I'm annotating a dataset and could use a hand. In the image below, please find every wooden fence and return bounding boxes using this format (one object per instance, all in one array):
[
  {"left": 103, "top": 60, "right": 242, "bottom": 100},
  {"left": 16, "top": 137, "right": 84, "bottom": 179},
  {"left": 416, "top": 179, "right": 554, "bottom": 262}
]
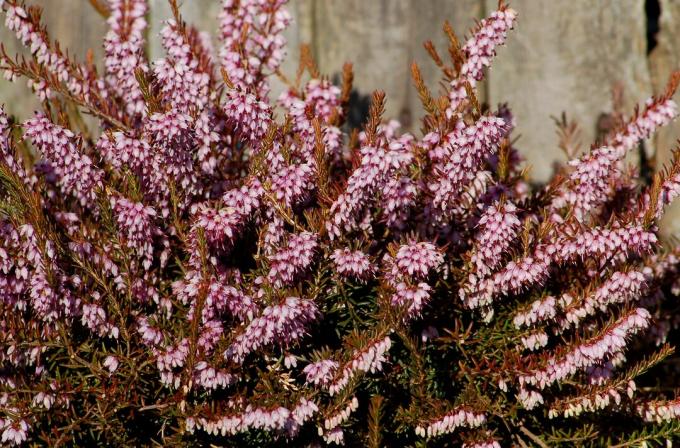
[{"left": 2, "top": 0, "right": 680, "bottom": 232}]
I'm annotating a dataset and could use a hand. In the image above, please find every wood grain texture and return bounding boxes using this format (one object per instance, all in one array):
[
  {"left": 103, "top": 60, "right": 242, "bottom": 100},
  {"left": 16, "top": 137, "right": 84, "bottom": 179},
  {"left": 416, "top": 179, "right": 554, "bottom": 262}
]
[
  {"left": 310, "top": 0, "right": 481, "bottom": 129},
  {"left": 0, "top": 0, "right": 106, "bottom": 120},
  {"left": 649, "top": 0, "right": 680, "bottom": 236},
  {"left": 486, "top": 0, "right": 652, "bottom": 182}
]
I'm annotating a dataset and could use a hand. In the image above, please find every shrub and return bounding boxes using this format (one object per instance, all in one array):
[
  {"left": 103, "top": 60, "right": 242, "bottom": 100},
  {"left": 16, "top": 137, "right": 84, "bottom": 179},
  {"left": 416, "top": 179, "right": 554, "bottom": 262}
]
[{"left": 1, "top": 0, "right": 680, "bottom": 446}]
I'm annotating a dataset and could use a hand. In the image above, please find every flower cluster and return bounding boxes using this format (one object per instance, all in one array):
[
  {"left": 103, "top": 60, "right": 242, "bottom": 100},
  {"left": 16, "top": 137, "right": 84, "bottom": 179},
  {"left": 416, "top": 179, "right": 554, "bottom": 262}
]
[
  {"left": 330, "top": 248, "right": 373, "bottom": 281},
  {"left": 328, "top": 336, "right": 392, "bottom": 396},
  {"left": 225, "top": 296, "right": 318, "bottom": 363},
  {"left": 415, "top": 407, "right": 486, "bottom": 438},
  {"left": 2, "top": 1, "right": 680, "bottom": 446},
  {"left": 23, "top": 113, "right": 103, "bottom": 207},
  {"left": 318, "top": 396, "right": 359, "bottom": 444},
  {"left": 104, "top": 0, "right": 148, "bottom": 116},
  {"left": 447, "top": 5, "right": 517, "bottom": 116}
]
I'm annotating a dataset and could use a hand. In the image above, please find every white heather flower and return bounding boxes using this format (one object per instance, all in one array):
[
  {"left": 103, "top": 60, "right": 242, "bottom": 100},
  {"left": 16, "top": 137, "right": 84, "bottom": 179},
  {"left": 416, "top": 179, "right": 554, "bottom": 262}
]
[
  {"left": 103, "top": 355, "right": 119, "bottom": 373},
  {"left": 416, "top": 407, "right": 486, "bottom": 439},
  {"left": 521, "top": 330, "right": 549, "bottom": 351},
  {"left": 283, "top": 354, "right": 297, "bottom": 369}
]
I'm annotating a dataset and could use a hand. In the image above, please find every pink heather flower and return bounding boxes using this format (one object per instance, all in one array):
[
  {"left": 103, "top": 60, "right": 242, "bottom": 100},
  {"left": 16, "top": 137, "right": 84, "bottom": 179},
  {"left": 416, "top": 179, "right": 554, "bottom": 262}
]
[
  {"left": 551, "top": 146, "right": 620, "bottom": 220},
  {"left": 391, "top": 282, "right": 432, "bottom": 317},
  {"left": 266, "top": 232, "right": 318, "bottom": 287},
  {"left": 550, "top": 225, "right": 657, "bottom": 264},
  {"left": 269, "top": 162, "right": 315, "bottom": 207},
  {"left": 97, "top": 131, "right": 151, "bottom": 176},
  {"left": 610, "top": 97, "right": 678, "bottom": 159},
  {"left": 191, "top": 205, "right": 246, "bottom": 252},
  {"left": 303, "top": 359, "right": 339, "bottom": 387},
  {"left": 287, "top": 397, "right": 319, "bottom": 436},
  {"left": 110, "top": 196, "right": 157, "bottom": 271},
  {"left": 0, "top": 106, "right": 29, "bottom": 183},
  {"left": 330, "top": 248, "right": 373, "bottom": 281},
  {"left": 197, "top": 320, "right": 225, "bottom": 353},
  {"left": 136, "top": 111, "right": 201, "bottom": 210},
  {"left": 155, "top": 19, "right": 211, "bottom": 111},
  {"left": 319, "top": 397, "right": 358, "bottom": 443},
  {"left": 446, "top": 6, "right": 517, "bottom": 116},
  {"left": 382, "top": 176, "right": 418, "bottom": 230},
  {"left": 219, "top": 0, "right": 291, "bottom": 95},
  {"left": 156, "top": 338, "right": 189, "bottom": 372},
  {"left": 104, "top": 0, "right": 148, "bottom": 116},
  {"left": 136, "top": 316, "right": 163, "bottom": 346},
  {"left": 172, "top": 271, "right": 258, "bottom": 324},
  {"left": 513, "top": 295, "right": 557, "bottom": 328},
  {"left": 194, "top": 110, "right": 221, "bottom": 175},
  {"left": 304, "top": 78, "right": 342, "bottom": 122},
  {"left": 225, "top": 297, "right": 319, "bottom": 364},
  {"left": 427, "top": 116, "right": 510, "bottom": 223},
  {"left": 103, "top": 355, "right": 119, "bottom": 373},
  {"left": 242, "top": 405, "right": 291, "bottom": 431},
  {"left": 194, "top": 361, "right": 238, "bottom": 390},
  {"left": 327, "top": 144, "right": 410, "bottom": 239},
  {"left": 24, "top": 114, "right": 103, "bottom": 208},
  {"left": 637, "top": 397, "right": 680, "bottom": 423},
  {"left": 31, "top": 391, "right": 55, "bottom": 410},
  {"left": 392, "top": 241, "right": 443, "bottom": 280},
  {"left": 518, "top": 308, "right": 651, "bottom": 389},
  {"left": 156, "top": 338, "right": 190, "bottom": 388},
  {"left": 586, "top": 357, "right": 621, "bottom": 386},
  {"left": 224, "top": 89, "right": 272, "bottom": 144},
  {"left": 470, "top": 201, "right": 521, "bottom": 276},
  {"left": 262, "top": 216, "right": 285, "bottom": 255},
  {"left": 554, "top": 97, "right": 677, "bottom": 220},
  {"left": 462, "top": 254, "right": 550, "bottom": 309},
  {"left": 328, "top": 336, "right": 391, "bottom": 396},
  {"left": 414, "top": 407, "right": 486, "bottom": 439},
  {"left": 202, "top": 280, "right": 257, "bottom": 323},
  {"left": 283, "top": 354, "right": 297, "bottom": 369},
  {"left": 559, "top": 270, "right": 647, "bottom": 330},
  {"left": 189, "top": 179, "right": 263, "bottom": 261},
  {"left": 81, "top": 301, "right": 119, "bottom": 339},
  {"left": 189, "top": 397, "right": 316, "bottom": 437},
  {"left": 453, "top": 170, "right": 494, "bottom": 216},
  {"left": 462, "top": 7, "right": 517, "bottom": 82},
  {"left": 191, "top": 414, "right": 241, "bottom": 437},
  {"left": 277, "top": 86, "right": 344, "bottom": 158},
  {"left": 322, "top": 396, "right": 359, "bottom": 431},
  {"left": 241, "top": 401, "right": 315, "bottom": 433},
  {"left": 0, "top": 418, "right": 29, "bottom": 446},
  {"left": 223, "top": 178, "right": 264, "bottom": 215}
]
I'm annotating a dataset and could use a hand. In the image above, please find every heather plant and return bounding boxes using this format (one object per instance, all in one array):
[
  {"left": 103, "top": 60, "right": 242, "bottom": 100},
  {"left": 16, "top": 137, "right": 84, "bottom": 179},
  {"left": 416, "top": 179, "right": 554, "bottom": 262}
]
[{"left": 3, "top": 0, "right": 680, "bottom": 446}]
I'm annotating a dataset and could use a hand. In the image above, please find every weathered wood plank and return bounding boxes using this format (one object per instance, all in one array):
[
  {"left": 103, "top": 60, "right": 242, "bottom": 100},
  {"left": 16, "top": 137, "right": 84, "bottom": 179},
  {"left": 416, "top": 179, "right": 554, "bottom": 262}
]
[
  {"left": 310, "top": 0, "right": 482, "bottom": 129},
  {"left": 486, "top": 0, "right": 652, "bottom": 182},
  {"left": 649, "top": 0, "right": 680, "bottom": 236},
  {"left": 0, "top": 0, "right": 106, "bottom": 120}
]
